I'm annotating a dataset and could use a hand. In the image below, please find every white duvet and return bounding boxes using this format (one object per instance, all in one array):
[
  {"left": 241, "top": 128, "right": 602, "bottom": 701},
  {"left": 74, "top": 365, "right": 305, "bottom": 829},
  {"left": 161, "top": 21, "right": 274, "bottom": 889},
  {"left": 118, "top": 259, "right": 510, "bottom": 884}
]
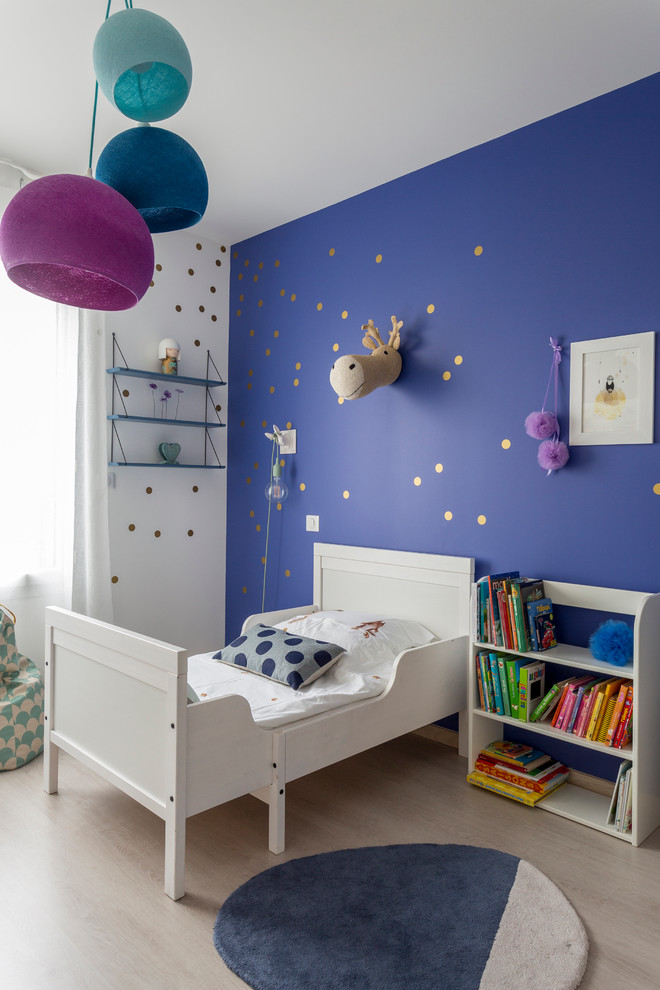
[{"left": 186, "top": 609, "right": 435, "bottom": 729}]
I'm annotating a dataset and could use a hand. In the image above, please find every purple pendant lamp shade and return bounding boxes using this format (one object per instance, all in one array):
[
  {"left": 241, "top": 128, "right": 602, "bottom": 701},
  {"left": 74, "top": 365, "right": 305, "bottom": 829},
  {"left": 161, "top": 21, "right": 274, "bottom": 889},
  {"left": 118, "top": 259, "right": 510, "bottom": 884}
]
[
  {"left": 0, "top": 174, "right": 155, "bottom": 310},
  {"left": 93, "top": 8, "right": 192, "bottom": 122},
  {"left": 96, "top": 126, "right": 208, "bottom": 232}
]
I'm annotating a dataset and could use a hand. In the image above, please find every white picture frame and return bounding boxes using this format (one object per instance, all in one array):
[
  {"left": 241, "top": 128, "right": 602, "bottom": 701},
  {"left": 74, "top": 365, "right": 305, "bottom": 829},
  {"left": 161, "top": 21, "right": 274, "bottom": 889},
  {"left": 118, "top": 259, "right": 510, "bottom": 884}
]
[{"left": 569, "top": 332, "right": 655, "bottom": 445}]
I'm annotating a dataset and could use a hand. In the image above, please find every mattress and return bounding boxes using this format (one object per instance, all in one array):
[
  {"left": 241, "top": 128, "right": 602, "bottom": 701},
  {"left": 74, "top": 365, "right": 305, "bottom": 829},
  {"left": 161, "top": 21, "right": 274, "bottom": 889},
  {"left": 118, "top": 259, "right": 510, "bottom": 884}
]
[
  {"left": 187, "top": 609, "right": 437, "bottom": 729},
  {"left": 186, "top": 648, "right": 394, "bottom": 729}
]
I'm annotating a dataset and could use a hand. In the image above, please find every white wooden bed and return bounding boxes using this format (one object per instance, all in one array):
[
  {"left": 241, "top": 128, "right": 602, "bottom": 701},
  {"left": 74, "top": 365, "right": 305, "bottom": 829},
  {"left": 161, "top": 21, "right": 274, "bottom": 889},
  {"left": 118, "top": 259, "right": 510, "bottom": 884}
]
[{"left": 43, "top": 543, "right": 474, "bottom": 899}]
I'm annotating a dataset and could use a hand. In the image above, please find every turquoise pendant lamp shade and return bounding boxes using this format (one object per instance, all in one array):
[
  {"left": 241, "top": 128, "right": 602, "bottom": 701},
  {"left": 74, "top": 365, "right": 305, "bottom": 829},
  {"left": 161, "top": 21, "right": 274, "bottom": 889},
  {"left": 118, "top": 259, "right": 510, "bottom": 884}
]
[
  {"left": 96, "top": 126, "right": 208, "bottom": 232},
  {"left": 93, "top": 8, "right": 192, "bottom": 122},
  {"left": 0, "top": 174, "right": 155, "bottom": 310}
]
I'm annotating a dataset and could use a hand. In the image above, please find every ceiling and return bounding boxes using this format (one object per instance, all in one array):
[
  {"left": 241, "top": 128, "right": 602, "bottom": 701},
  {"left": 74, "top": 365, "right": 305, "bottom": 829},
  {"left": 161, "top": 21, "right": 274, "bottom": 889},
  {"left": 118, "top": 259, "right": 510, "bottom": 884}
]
[{"left": 2, "top": 1, "right": 660, "bottom": 246}]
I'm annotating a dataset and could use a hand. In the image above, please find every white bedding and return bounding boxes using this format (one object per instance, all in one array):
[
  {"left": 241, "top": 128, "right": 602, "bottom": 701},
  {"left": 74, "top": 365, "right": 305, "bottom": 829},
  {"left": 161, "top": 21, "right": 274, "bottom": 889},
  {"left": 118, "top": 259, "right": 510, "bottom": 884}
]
[{"left": 186, "top": 609, "right": 436, "bottom": 729}]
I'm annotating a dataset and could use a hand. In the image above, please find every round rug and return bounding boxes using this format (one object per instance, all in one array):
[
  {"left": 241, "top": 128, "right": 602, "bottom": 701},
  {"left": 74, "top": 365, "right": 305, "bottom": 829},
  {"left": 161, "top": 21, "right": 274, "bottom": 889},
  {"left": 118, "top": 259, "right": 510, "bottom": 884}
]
[{"left": 213, "top": 844, "right": 588, "bottom": 990}]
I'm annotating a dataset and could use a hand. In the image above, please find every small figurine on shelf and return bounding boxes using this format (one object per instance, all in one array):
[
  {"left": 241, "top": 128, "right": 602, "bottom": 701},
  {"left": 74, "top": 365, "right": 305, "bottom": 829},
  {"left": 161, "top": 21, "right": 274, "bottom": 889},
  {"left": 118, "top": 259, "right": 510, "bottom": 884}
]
[{"left": 159, "top": 337, "right": 181, "bottom": 376}]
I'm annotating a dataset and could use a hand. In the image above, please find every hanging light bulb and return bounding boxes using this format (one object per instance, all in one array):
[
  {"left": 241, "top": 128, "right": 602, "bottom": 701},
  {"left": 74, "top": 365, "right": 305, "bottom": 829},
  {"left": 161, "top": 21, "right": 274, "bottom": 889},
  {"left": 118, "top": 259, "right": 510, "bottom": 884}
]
[{"left": 265, "top": 458, "right": 289, "bottom": 503}]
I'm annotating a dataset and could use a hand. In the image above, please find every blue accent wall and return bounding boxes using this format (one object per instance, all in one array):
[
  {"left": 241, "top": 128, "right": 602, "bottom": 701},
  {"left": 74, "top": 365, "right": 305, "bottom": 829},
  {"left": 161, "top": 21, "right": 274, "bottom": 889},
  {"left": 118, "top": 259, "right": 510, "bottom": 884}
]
[{"left": 226, "top": 73, "right": 660, "bottom": 642}]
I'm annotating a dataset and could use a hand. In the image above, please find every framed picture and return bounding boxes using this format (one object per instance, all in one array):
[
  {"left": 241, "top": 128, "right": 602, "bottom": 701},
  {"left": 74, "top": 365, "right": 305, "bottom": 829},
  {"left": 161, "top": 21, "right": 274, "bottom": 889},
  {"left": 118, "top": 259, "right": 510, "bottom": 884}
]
[{"left": 569, "top": 332, "right": 655, "bottom": 445}]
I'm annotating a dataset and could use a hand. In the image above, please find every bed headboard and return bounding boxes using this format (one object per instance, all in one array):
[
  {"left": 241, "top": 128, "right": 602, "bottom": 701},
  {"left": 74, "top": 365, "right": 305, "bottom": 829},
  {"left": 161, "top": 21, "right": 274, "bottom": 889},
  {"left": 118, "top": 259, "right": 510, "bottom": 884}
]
[{"left": 312, "top": 543, "right": 474, "bottom": 641}]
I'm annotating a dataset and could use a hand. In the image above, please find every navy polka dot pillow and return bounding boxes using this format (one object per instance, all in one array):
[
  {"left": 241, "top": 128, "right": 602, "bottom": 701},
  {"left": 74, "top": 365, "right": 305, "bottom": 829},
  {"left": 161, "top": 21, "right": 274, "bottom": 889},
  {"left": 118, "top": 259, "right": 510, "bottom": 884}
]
[{"left": 213, "top": 624, "right": 345, "bottom": 691}]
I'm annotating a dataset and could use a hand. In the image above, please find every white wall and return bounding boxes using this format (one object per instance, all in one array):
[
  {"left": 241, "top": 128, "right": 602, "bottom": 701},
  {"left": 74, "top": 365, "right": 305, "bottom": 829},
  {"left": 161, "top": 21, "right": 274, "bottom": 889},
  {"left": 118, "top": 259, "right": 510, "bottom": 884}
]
[{"left": 105, "top": 229, "right": 229, "bottom": 655}]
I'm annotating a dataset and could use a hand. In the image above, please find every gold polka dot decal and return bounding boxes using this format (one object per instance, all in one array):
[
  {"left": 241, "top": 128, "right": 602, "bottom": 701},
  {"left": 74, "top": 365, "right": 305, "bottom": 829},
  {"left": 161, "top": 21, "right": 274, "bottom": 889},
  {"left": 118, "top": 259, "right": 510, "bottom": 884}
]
[
  {"left": 111, "top": 575, "right": 119, "bottom": 584},
  {"left": 654, "top": 483, "right": 660, "bottom": 495},
  {"left": 250, "top": 510, "right": 255, "bottom": 518},
  {"left": 280, "top": 289, "right": 286, "bottom": 296},
  {"left": 375, "top": 254, "right": 382, "bottom": 263},
  {"left": 474, "top": 245, "right": 483, "bottom": 256},
  {"left": 338, "top": 396, "right": 344, "bottom": 405},
  {"left": 444, "top": 511, "right": 453, "bottom": 521},
  {"left": 154, "top": 530, "right": 161, "bottom": 538},
  {"left": 443, "top": 371, "right": 451, "bottom": 381},
  {"left": 256, "top": 524, "right": 261, "bottom": 532},
  {"left": 145, "top": 487, "right": 153, "bottom": 494},
  {"left": 341, "top": 311, "right": 348, "bottom": 320},
  {"left": 242, "top": 586, "right": 247, "bottom": 594},
  {"left": 329, "top": 248, "right": 335, "bottom": 256},
  {"left": 477, "top": 515, "right": 487, "bottom": 526},
  {"left": 299, "top": 483, "right": 306, "bottom": 492},
  {"left": 343, "top": 490, "right": 350, "bottom": 499},
  {"left": 414, "top": 476, "right": 422, "bottom": 487},
  {"left": 501, "top": 439, "right": 511, "bottom": 450},
  {"left": 194, "top": 339, "right": 200, "bottom": 346},
  {"left": 122, "top": 389, "right": 129, "bottom": 397},
  {"left": 286, "top": 422, "right": 292, "bottom": 429},
  {"left": 294, "top": 378, "right": 299, "bottom": 387},
  {"left": 192, "top": 485, "right": 199, "bottom": 492},
  {"left": 188, "top": 268, "right": 194, "bottom": 276},
  {"left": 274, "top": 259, "right": 280, "bottom": 267},
  {"left": 155, "top": 263, "right": 163, "bottom": 272},
  {"left": 435, "top": 463, "right": 443, "bottom": 473},
  {"left": 333, "top": 342, "right": 339, "bottom": 351},
  {"left": 269, "top": 386, "right": 275, "bottom": 394},
  {"left": 285, "top": 569, "right": 291, "bottom": 578},
  {"left": 454, "top": 355, "right": 463, "bottom": 365},
  {"left": 274, "top": 330, "right": 279, "bottom": 338},
  {"left": 175, "top": 304, "right": 182, "bottom": 312},
  {"left": 291, "top": 293, "right": 296, "bottom": 302},
  {"left": 295, "top": 362, "right": 301, "bottom": 371},
  {"left": 317, "top": 302, "right": 323, "bottom": 311},
  {"left": 427, "top": 304, "right": 435, "bottom": 314},
  {"left": 128, "top": 523, "right": 135, "bottom": 531},
  {"left": 277, "top": 503, "right": 283, "bottom": 511},
  {"left": 187, "top": 530, "right": 194, "bottom": 537}
]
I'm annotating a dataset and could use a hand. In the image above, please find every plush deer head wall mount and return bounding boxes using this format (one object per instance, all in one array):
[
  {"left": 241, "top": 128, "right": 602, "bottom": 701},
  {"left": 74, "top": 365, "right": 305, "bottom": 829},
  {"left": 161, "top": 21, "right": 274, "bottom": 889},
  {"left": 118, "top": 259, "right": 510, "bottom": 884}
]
[{"left": 330, "top": 316, "right": 403, "bottom": 400}]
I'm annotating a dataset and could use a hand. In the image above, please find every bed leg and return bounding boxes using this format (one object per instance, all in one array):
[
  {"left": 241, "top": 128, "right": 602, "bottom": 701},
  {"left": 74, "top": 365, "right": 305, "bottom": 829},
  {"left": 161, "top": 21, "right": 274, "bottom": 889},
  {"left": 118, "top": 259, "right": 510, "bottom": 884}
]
[
  {"left": 43, "top": 737, "right": 59, "bottom": 794},
  {"left": 269, "top": 732, "right": 286, "bottom": 854},
  {"left": 457, "top": 709, "right": 468, "bottom": 758},
  {"left": 164, "top": 808, "right": 186, "bottom": 900}
]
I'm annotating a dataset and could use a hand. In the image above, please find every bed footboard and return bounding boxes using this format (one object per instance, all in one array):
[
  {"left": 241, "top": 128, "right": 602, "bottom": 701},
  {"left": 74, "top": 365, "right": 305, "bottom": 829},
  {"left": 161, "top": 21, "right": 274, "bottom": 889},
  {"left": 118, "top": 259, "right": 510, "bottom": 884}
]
[{"left": 44, "top": 607, "right": 189, "bottom": 900}]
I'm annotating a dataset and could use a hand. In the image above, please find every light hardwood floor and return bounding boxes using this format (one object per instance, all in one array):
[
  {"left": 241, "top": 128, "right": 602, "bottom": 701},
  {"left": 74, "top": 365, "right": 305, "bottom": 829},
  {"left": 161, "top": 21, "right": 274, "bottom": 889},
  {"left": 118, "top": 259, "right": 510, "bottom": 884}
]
[{"left": 4, "top": 734, "right": 660, "bottom": 989}]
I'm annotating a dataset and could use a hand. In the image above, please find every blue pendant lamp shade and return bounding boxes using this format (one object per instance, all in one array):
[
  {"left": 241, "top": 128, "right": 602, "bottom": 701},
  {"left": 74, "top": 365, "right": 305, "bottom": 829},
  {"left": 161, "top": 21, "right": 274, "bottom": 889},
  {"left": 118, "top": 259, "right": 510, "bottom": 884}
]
[
  {"left": 93, "top": 8, "right": 192, "bottom": 122},
  {"left": 0, "top": 174, "right": 154, "bottom": 310},
  {"left": 96, "top": 126, "right": 208, "bottom": 232}
]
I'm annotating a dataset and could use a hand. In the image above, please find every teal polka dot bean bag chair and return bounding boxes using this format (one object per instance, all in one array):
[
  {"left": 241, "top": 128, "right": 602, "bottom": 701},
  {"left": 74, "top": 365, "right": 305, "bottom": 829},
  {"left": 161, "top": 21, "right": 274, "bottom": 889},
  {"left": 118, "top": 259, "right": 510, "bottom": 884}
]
[{"left": 0, "top": 606, "right": 44, "bottom": 771}]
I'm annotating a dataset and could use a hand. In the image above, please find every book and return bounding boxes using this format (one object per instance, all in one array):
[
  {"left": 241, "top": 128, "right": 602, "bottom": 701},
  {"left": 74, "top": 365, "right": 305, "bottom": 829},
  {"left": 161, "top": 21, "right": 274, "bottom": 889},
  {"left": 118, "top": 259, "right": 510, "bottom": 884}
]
[
  {"left": 467, "top": 769, "right": 566, "bottom": 806},
  {"left": 514, "top": 579, "right": 546, "bottom": 652},
  {"left": 566, "top": 678, "right": 600, "bottom": 734},
  {"left": 475, "top": 654, "right": 486, "bottom": 711},
  {"left": 554, "top": 675, "right": 596, "bottom": 732},
  {"left": 518, "top": 661, "right": 545, "bottom": 721},
  {"left": 481, "top": 740, "right": 550, "bottom": 770},
  {"left": 620, "top": 769, "right": 633, "bottom": 833},
  {"left": 613, "top": 686, "right": 634, "bottom": 748},
  {"left": 496, "top": 654, "right": 511, "bottom": 717},
  {"left": 488, "top": 653, "right": 505, "bottom": 715},
  {"left": 475, "top": 757, "right": 569, "bottom": 794},
  {"left": 586, "top": 678, "right": 626, "bottom": 741},
  {"left": 505, "top": 657, "right": 524, "bottom": 718},
  {"left": 531, "top": 677, "right": 572, "bottom": 723},
  {"left": 487, "top": 572, "right": 520, "bottom": 646},
  {"left": 574, "top": 680, "right": 603, "bottom": 737},
  {"left": 605, "top": 681, "right": 632, "bottom": 746},
  {"left": 606, "top": 760, "right": 632, "bottom": 826},
  {"left": 526, "top": 598, "right": 557, "bottom": 652}
]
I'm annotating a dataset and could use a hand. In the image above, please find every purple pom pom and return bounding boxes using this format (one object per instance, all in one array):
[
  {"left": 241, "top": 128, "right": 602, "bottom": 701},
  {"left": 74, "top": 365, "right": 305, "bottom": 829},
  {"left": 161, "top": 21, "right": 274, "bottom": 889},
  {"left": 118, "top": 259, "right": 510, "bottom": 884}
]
[
  {"left": 525, "top": 410, "right": 559, "bottom": 439},
  {"left": 589, "top": 620, "right": 633, "bottom": 667},
  {"left": 537, "top": 439, "right": 569, "bottom": 471}
]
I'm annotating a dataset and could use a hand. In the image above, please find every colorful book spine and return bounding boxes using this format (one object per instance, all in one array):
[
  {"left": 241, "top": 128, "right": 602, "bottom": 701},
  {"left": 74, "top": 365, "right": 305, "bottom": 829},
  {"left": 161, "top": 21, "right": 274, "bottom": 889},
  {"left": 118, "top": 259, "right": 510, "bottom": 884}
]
[
  {"left": 467, "top": 770, "right": 565, "bottom": 806},
  {"left": 475, "top": 654, "right": 486, "bottom": 711},
  {"left": 613, "top": 686, "right": 634, "bottom": 748},
  {"left": 496, "top": 655, "right": 511, "bottom": 717},
  {"left": 606, "top": 682, "right": 631, "bottom": 746},
  {"left": 488, "top": 653, "right": 505, "bottom": 715},
  {"left": 474, "top": 759, "right": 569, "bottom": 794},
  {"left": 505, "top": 658, "right": 523, "bottom": 718}
]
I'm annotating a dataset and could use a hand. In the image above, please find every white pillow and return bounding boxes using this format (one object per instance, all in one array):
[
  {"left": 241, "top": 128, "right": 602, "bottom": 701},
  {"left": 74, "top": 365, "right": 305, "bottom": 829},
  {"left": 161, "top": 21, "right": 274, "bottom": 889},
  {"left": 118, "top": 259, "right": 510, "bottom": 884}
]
[{"left": 273, "top": 610, "right": 435, "bottom": 666}]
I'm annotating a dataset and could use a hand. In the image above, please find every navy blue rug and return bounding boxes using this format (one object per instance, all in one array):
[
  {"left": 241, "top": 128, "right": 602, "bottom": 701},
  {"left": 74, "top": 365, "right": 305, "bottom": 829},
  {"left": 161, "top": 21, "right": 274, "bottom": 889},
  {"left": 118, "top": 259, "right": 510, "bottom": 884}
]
[{"left": 213, "top": 844, "right": 588, "bottom": 990}]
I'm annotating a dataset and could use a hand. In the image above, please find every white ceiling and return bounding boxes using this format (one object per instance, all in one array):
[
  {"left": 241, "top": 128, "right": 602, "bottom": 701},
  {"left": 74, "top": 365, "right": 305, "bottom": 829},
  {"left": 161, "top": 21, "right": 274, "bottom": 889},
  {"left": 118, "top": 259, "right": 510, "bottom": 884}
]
[{"left": 2, "top": 0, "right": 660, "bottom": 245}]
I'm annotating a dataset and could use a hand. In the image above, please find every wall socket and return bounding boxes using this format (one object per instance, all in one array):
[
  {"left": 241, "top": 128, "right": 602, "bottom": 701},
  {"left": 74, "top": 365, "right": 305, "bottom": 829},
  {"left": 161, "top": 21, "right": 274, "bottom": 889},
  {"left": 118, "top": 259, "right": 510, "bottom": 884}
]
[{"left": 306, "top": 515, "right": 320, "bottom": 532}]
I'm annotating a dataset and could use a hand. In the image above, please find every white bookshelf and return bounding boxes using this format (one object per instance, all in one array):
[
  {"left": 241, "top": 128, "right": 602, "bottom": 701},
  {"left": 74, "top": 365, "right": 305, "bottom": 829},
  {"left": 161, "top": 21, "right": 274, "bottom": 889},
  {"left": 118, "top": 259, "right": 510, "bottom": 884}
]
[{"left": 468, "top": 580, "right": 660, "bottom": 846}]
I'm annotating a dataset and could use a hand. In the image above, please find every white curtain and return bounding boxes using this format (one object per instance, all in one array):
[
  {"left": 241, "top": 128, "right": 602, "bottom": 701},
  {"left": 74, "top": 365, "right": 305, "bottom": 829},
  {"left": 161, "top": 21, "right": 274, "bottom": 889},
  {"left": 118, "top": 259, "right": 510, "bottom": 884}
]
[
  {"left": 0, "top": 168, "right": 112, "bottom": 662},
  {"left": 66, "top": 306, "right": 114, "bottom": 623}
]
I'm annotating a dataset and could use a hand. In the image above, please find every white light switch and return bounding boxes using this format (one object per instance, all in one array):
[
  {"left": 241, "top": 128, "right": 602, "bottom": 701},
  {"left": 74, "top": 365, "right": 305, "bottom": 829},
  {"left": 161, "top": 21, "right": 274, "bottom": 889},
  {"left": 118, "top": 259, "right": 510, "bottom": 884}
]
[
  {"left": 279, "top": 429, "right": 297, "bottom": 455},
  {"left": 306, "top": 515, "right": 320, "bottom": 532}
]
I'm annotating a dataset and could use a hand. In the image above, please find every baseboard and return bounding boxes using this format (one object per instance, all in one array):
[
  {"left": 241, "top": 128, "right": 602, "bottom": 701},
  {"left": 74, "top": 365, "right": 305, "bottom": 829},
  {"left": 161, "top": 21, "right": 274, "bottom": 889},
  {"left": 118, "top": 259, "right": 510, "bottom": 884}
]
[{"left": 412, "top": 725, "right": 611, "bottom": 796}]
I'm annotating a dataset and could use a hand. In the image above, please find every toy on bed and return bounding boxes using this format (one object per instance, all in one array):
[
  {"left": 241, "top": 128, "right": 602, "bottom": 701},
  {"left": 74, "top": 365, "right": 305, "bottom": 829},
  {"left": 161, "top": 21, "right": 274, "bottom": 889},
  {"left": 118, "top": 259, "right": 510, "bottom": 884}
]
[
  {"left": 0, "top": 605, "right": 44, "bottom": 771},
  {"left": 43, "top": 543, "right": 474, "bottom": 899}
]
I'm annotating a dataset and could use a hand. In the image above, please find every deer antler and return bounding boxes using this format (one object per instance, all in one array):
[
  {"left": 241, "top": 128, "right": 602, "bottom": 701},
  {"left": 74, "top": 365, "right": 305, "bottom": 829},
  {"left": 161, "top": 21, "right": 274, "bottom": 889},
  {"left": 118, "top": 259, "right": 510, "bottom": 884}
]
[
  {"left": 360, "top": 319, "right": 386, "bottom": 350},
  {"left": 388, "top": 315, "right": 403, "bottom": 349}
]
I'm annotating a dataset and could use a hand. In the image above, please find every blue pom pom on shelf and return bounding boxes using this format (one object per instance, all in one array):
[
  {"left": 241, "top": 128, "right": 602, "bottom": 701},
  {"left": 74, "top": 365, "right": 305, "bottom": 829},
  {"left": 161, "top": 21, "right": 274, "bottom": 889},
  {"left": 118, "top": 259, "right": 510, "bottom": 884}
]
[{"left": 589, "top": 619, "right": 634, "bottom": 667}]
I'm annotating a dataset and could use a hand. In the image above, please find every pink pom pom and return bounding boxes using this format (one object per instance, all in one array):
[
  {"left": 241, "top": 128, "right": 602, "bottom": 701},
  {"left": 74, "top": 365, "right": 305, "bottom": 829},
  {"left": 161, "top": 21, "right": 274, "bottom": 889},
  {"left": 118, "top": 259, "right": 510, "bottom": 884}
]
[
  {"left": 538, "top": 439, "right": 569, "bottom": 472},
  {"left": 525, "top": 410, "right": 558, "bottom": 439}
]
